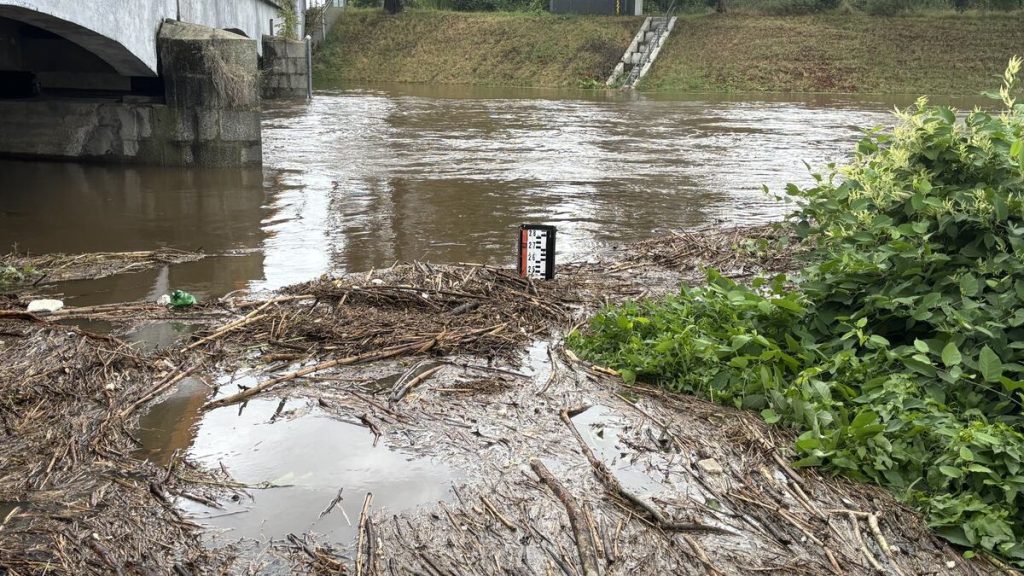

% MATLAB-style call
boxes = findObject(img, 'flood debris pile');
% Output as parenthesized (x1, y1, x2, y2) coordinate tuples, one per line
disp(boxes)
(0, 225, 1002, 575)
(0, 318, 234, 575)
(611, 224, 800, 283)
(0, 248, 205, 293)
(193, 264, 582, 407)
(256, 339, 985, 576)
(159, 228, 994, 575)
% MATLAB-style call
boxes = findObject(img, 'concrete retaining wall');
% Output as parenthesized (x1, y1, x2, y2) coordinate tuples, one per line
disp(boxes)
(261, 35, 308, 99)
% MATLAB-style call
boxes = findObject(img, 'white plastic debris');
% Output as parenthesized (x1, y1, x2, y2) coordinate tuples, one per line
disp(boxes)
(371, 278, 385, 285)
(697, 458, 724, 475)
(157, 294, 172, 305)
(26, 299, 63, 314)
(697, 458, 729, 493)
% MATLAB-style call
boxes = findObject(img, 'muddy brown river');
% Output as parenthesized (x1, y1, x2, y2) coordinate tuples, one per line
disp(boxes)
(0, 85, 975, 555)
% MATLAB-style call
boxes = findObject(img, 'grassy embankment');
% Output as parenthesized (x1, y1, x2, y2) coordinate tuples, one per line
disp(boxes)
(315, 9, 1024, 94)
(644, 11, 1024, 93)
(313, 10, 641, 88)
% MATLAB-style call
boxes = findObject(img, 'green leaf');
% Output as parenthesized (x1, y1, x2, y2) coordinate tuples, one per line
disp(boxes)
(850, 409, 879, 429)
(979, 346, 1004, 382)
(761, 409, 781, 424)
(939, 466, 964, 479)
(942, 342, 963, 367)
(960, 446, 975, 461)
(914, 339, 930, 354)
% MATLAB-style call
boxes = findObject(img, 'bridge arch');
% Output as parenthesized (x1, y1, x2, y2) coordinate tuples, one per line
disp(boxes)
(0, 2, 159, 77)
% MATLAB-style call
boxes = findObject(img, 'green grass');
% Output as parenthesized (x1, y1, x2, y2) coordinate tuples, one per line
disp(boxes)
(315, 9, 1024, 94)
(313, 9, 641, 88)
(641, 12, 1024, 93)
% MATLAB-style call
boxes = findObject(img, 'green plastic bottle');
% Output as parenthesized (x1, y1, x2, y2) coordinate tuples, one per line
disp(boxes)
(170, 290, 197, 308)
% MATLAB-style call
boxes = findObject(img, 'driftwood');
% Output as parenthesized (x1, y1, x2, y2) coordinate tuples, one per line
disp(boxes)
(356, 492, 376, 576)
(203, 341, 430, 410)
(389, 362, 443, 403)
(119, 363, 203, 419)
(530, 458, 601, 576)
(560, 407, 735, 535)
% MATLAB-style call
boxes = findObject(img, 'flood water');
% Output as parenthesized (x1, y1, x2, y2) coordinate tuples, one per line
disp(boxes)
(0, 84, 968, 550)
(0, 86, 940, 306)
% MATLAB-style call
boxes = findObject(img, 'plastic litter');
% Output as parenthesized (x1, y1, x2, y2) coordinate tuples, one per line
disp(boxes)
(156, 294, 172, 306)
(26, 299, 64, 314)
(169, 290, 196, 308)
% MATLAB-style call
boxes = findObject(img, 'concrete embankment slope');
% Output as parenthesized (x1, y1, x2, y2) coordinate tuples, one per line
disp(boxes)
(640, 12, 1024, 94)
(313, 10, 641, 88)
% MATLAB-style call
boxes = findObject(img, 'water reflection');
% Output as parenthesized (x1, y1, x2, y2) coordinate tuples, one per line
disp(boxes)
(0, 161, 268, 303)
(259, 88, 898, 281)
(137, 386, 457, 545)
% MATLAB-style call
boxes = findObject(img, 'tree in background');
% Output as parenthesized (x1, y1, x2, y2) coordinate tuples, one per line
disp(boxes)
(385, 0, 404, 12)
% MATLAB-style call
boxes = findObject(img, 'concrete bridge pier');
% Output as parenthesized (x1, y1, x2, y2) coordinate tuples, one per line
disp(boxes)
(157, 21, 262, 166)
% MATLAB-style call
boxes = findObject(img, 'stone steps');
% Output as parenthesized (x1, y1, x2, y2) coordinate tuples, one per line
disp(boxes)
(606, 15, 676, 88)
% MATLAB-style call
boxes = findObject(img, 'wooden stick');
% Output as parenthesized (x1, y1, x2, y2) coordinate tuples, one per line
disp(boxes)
(848, 512, 884, 573)
(0, 505, 20, 532)
(203, 341, 427, 410)
(530, 459, 600, 576)
(182, 313, 267, 351)
(356, 492, 373, 576)
(319, 487, 344, 519)
(118, 363, 202, 419)
(481, 495, 519, 531)
(390, 365, 443, 403)
(682, 534, 725, 576)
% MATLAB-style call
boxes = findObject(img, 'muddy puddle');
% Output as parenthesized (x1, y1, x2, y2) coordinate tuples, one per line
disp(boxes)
(135, 374, 459, 547)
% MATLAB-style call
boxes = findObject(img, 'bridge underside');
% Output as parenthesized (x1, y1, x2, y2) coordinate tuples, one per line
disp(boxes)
(0, 5, 153, 79)
(0, 12, 156, 99)
(0, 0, 311, 166)
(0, 20, 266, 166)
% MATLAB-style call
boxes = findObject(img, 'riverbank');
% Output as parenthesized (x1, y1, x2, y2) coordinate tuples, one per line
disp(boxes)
(642, 11, 1024, 93)
(313, 10, 641, 88)
(314, 9, 1024, 94)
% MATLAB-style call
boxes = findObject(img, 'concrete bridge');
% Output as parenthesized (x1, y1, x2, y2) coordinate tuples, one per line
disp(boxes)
(0, 0, 310, 166)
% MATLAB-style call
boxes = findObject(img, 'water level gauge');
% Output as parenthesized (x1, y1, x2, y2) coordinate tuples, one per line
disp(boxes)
(518, 224, 556, 280)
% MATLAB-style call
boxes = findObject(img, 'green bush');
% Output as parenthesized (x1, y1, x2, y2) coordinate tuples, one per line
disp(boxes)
(983, 0, 1024, 10)
(851, 0, 914, 14)
(754, 0, 841, 14)
(570, 58, 1024, 564)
